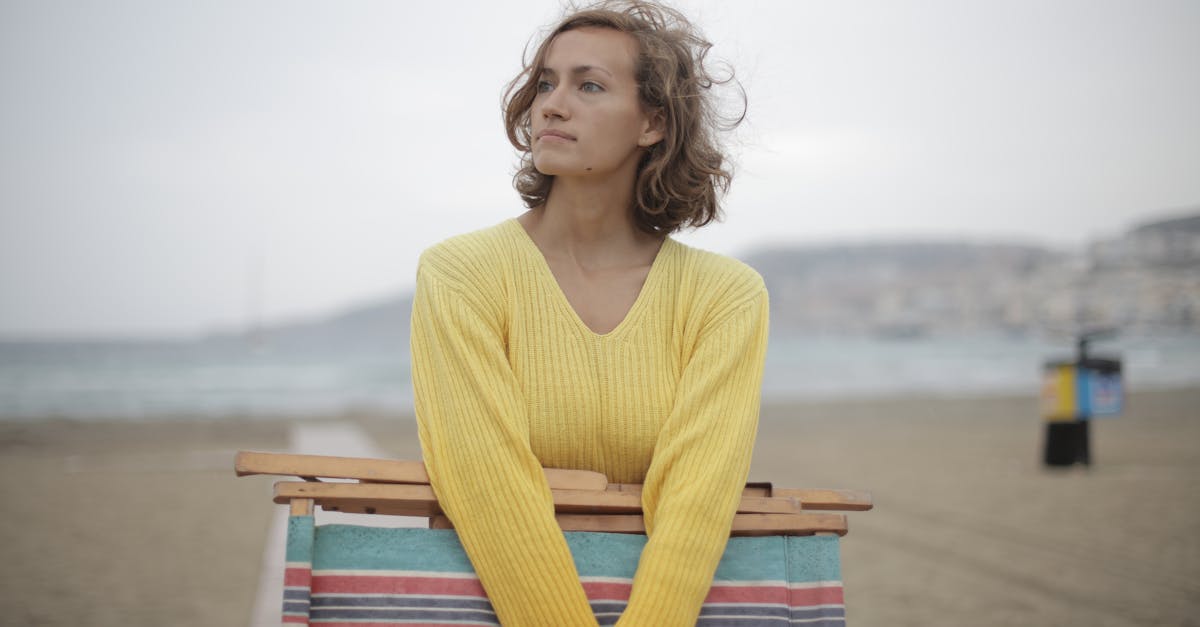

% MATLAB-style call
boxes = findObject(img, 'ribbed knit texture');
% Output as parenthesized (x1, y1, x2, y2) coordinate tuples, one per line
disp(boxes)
(410, 218, 769, 626)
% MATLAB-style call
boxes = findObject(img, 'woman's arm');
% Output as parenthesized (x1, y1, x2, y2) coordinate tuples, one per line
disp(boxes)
(410, 255, 599, 626)
(617, 287, 770, 626)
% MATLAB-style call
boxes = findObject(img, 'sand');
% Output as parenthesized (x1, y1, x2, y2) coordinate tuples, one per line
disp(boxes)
(1, 387, 1197, 626)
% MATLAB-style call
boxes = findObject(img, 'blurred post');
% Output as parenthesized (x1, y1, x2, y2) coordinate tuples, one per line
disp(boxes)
(1040, 330, 1124, 467)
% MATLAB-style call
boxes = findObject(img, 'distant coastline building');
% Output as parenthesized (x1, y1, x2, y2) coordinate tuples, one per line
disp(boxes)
(1090, 210, 1200, 270)
(744, 208, 1200, 336)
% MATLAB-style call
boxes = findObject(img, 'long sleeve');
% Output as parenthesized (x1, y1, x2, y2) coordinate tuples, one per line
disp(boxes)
(410, 256, 599, 626)
(616, 287, 770, 626)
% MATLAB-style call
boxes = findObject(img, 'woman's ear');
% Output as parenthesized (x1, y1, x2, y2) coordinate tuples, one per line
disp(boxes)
(638, 108, 666, 147)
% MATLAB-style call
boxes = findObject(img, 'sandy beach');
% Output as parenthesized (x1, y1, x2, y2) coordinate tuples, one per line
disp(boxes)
(1, 387, 1197, 626)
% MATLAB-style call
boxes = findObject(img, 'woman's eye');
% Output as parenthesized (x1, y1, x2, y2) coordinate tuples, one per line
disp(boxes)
(536, 80, 554, 93)
(580, 81, 604, 93)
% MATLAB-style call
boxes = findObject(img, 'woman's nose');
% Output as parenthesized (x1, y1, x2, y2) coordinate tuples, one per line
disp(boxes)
(539, 85, 569, 120)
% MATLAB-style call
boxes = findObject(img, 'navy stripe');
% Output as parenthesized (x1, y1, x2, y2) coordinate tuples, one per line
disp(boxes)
(282, 589, 310, 601)
(281, 601, 310, 614)
(700, 612, 792, 619)
(589, 601, 628, 613)
(595, 612, 623, 627)
(694, 608, 848, 627)
(591, 599, 626, 626)
(701, 604, 791, 619)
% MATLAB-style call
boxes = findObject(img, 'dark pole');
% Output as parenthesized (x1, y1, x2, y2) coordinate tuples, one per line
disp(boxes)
(1073, 330, 1110, 467)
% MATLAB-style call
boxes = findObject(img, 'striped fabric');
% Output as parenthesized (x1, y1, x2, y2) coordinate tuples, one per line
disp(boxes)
(283, 517, 846, 626)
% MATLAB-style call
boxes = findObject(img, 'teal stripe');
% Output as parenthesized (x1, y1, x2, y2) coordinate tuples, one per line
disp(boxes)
(716, 536, 790, 582)
(286, 515, 315, 563)
(310, 526, 840, 584)
(314, 527, 476, 573)
(785, 534, 842, 583)
(566, 531, 643, 579)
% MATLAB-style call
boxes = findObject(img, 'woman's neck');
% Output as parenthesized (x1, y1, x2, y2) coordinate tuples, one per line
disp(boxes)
(519, 178, 662, 270)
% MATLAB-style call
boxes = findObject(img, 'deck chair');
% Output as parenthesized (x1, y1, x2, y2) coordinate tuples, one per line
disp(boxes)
(236, 451, 872, 626)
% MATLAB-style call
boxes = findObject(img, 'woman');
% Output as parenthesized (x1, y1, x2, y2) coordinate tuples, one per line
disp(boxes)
(410, 2, 767, 624)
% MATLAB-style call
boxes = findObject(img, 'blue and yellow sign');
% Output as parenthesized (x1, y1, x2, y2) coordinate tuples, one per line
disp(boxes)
(1041, 358, 1123, 422)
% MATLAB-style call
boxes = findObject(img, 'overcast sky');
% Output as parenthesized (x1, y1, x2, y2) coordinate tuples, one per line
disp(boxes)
(2, 0, 1198, 339)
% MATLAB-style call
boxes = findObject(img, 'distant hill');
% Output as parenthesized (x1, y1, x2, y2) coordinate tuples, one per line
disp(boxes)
(1093, 207, 1200, 270)
(0, 294, 415, 374)
(1132, 208, 1200, 235)
(196, 294, 413, 356)
(741, 241, 1068, 336)
(743, 241, 1059, 282)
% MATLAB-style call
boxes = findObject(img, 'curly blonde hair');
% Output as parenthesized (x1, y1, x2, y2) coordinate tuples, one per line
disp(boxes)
(502, 0, 745, 235)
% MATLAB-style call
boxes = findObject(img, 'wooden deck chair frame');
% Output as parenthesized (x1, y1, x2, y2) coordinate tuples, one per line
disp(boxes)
(237, 451, 872, 626)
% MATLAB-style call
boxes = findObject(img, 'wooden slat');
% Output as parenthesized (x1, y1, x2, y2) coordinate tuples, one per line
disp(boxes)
(237, 451, 426, 482)
(239, 452, 871, 512)
(735, 496, 803, 515)
(276, 482, 442, 516)
(275, 482, 438, 514)
(611, 483, 872, 511)
(274, 482, 803, 517)
(236, 451, 608, 491)
(730, 513, 848, 537)
(551, 490, 800, 515)
(774, 488, 873, 511)
(429, 513, 848, 537)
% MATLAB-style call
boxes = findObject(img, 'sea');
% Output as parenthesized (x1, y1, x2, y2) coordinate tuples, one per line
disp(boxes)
(1, 331, 1197, 421)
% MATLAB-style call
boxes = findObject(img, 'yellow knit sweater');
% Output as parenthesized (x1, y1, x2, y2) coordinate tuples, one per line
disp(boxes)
(410, 218, 769, 626)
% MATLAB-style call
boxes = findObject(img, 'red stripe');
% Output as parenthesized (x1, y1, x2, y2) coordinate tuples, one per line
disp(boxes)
(790, 584, 845, 606)
(281, 615, 308, 624)
(581, 580, 632, 600)
(284, 567, 312, 587)
(313, 574, 487, 597)
(705, 584, 790, 604)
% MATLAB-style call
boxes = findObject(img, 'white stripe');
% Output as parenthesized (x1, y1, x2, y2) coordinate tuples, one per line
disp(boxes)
(709, 579, 789, 587)
(790, 616, 846, 624)
(578, 575, 634, 584)
(790, 604, 845, 610)
(788, 580, 844, 589)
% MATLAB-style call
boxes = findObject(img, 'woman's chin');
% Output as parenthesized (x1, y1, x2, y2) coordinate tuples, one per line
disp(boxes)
(533, 155, 567, 175)
(534, 163, 577, 178)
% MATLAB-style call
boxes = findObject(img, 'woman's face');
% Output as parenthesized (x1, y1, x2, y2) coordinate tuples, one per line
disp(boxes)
(530, 27, 662, 181)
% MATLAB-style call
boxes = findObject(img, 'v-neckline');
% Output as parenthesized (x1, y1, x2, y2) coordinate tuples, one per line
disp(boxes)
(507, 218, 673, 339)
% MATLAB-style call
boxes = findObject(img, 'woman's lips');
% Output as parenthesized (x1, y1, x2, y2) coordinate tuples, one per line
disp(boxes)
(537, 129, 576, 142)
